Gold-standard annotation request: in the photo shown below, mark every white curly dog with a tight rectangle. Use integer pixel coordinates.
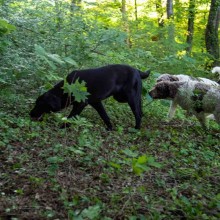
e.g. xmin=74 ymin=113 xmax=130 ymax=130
xmin=149 ymin=80 xmax=220 ymax=129
xmin=156 ymin=73 xmax=219 ymax=120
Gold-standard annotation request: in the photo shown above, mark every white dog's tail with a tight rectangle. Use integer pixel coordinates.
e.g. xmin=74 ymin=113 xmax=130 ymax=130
xmin=211 ymin=66 xmax=220 ymax=74
xmin=211 ymin=66 xmax=220 ymax=83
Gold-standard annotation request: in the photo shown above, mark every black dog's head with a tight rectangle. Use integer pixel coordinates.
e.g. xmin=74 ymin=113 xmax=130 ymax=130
xmin=30 ymin=92 xmax=61 ymax=121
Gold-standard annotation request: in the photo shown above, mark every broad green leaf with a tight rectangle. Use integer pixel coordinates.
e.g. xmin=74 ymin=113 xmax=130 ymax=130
xmin=132 ymin=162 xmax=150 ymax=175
xmin=34 ymin=44 xmax=47 ymax=56
xmin=152 ymin=72 xmax=161 ymax=78
xmin=63 ymin=57 xmax=78 ymax=66
xmin=137 ymin=155 xmax=148 ymax=164
xmin=0 ymin=78 xmax=7 ymax=84
xmin=81 ymin=204 xmax=102 ymax=219
xmin=35 ymin=45 xmax=63 ymax=68
xmin=47 ymin=156 xmax=64 ymax=163
xmin=109 ymin=162 xmax=121 ymax=169
xmin=121 ymin=148 xmax=139 ymax=158
xmin=132 ymin=155 xmax=161 ymax=175
xmin=47 ymin=54 xmax=65 ymax=65
xmin=62 ymin=78 xmax=90 ymax=103
xmin=0 ymin=19 xmax=16 ymax=34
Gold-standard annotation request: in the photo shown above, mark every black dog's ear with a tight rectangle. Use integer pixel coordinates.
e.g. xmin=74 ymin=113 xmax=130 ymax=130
xmin=48 ymin=95 xmax=62 ymax=112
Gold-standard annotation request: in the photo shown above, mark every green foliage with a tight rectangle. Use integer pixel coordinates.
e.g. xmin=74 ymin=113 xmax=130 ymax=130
xmin=34 ymin=45 xmax=78 ymax=70
xmin=132 ymin=155 xmax=162 ymax=175
xmin=0 ymin=0 xmax=215 ymax=88
xmin=0 ymin=0 xmax=220 ymax=219
xmin=0 ymin=19 xmax=16 ymax=66
xmin=0 ymin=19 xmax=16 ymax=36
xmin=80 ymin=204 xmax=102 ymax=219
xmin=62 ymin=78 xmax=90 ymax=103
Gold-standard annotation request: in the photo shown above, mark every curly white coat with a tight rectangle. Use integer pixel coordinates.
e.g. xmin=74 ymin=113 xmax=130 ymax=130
xmin=156 ymin=73 xmax=219 ymax=120
xmin=149 ymin=81 xmax=220 ymax=129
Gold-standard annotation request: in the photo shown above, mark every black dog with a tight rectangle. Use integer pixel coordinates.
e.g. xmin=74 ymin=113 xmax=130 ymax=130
xmin=30 ymin=64 xmax=150 ymax=130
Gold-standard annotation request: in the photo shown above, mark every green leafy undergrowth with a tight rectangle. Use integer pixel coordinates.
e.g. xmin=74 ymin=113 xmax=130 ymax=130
xmin=0 ymin=88 xmax=219 ymax=220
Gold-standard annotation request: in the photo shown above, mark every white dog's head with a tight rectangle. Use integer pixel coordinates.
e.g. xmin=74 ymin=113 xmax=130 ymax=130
xmin=156 ymin=74 xmax=179 ymax=83
xmin=149 ymin=81 xmax=184 ymax=99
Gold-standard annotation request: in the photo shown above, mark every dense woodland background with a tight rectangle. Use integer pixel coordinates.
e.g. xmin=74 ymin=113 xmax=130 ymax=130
xmin=0 ymin=0 xmax=220 ymax=219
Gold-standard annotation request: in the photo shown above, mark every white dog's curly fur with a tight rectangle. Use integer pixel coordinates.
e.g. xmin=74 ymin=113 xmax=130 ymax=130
xmin=149 ymin=81 xmax=220 ymax=128
xmin=157 ymin=73 xmax=219 ymax=86
xmin=156 ymin=73 xmax=219 ymax=120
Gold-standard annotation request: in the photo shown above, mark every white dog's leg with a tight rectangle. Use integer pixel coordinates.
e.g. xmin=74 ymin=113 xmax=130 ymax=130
xmin=195 ymin=112 xmax=207 ymax=130
xmin=168 ymin=101 xmax=177 ymax=120
xmin=206 ymin=114 xmax=215 ymax=120
xmin=214 ymin=104 xmax=220 ymax=125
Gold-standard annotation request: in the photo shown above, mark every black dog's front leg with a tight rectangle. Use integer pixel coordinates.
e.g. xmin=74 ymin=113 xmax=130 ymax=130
xmin=61 ymin=102 xmax=87 ymax=128
xmin=90 ymin=102 xmax=113 ymax=130
xmin=127 ymin=93 xmax=142 ymax=129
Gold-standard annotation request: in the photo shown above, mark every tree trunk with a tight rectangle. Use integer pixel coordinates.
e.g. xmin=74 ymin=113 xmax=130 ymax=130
xmin=214 ymin=6 xmax=220 ymax=30
xmin=205 ymin=0 xmax=220 ymax=66
xmin=156 ymin=0 xmax=164 ymax=27
xmin=167 ymin=0 xmax=173 ymax=19
xmin=55 ymin=1 xmax=62 ymax=32
xmin=70 ymin=0 xmax=82 ymax=13
xmin=121 ymin=0 xmax=131 ymax=47
xmin=186 ymin=0 xmax=196 ymax=54
xmin=134 ymin=0 xmax=138 ymax=21
xmin=166 ymin=0 xmax=175 ymax=51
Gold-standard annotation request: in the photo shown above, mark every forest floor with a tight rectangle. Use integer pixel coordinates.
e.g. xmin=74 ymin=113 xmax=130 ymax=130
xmin=0 ymin=82 xmax=219 ymax=220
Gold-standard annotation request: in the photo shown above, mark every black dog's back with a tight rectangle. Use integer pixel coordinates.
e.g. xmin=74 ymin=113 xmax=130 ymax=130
xmin=30 ymin=64 xmax=150 ymax=130
xmin=66 ymin=64 xmax=149 ymax=102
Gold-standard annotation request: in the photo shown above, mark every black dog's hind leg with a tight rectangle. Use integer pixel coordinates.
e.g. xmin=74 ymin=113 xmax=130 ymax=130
xmin=61 ymin=102 xmax=87 ymax=128
xmin=90 ymin=102 xmax=113 ymax=130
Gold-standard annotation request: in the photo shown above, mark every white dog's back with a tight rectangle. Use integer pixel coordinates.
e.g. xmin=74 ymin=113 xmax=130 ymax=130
xmin=170 ymin=74 xmax=219 ymax=86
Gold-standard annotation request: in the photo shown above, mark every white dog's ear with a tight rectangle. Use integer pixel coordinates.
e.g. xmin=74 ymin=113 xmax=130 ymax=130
xmin=167 ymin=82 xmax=180 ymax=98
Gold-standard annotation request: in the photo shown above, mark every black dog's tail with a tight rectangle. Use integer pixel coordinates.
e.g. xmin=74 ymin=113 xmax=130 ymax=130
xmin=139 ymin=69 xmax=151 ymax=79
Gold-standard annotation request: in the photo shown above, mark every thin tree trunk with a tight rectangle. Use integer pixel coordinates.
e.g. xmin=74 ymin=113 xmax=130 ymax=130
xmin=167 ymin=0 xmax=173 ymax=19
xmin=186 ymin=0 xmax=196 ymax=54
xmin=70 ymin=0 xmax=81 ymax=13
xmin=156 ymin=0 xmax=164 ymax=27
xmin=205 ymin=0 xmax=220 ymax=66
xmin=167 ymin=0 xmax=175 ymax=48
xmin=214 ymin=6 xmax=220 ymax=30
xmin=55 ymin=1 xmax=62 ymax=32
xmin=121 ymin=0 xmax=126 ymax=19
xmin=121 ymin=0 xmax=131 ymax=47
xmin=134 ymin=0 xmax=138 ymax=21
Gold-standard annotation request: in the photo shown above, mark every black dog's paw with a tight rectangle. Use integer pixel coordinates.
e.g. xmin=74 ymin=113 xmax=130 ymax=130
xmin=60 ymin=122 xmax=71 ymax=129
